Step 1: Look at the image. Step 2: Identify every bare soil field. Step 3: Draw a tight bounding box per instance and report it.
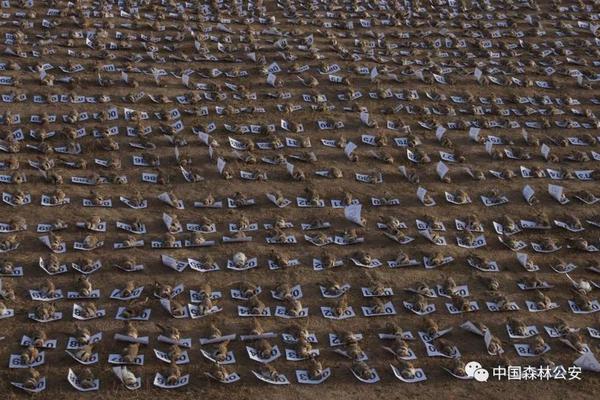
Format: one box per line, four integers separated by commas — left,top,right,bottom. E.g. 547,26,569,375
0,0,598,398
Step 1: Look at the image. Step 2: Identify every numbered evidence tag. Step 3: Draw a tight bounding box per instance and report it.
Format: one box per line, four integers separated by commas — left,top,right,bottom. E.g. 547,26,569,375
40,194,70,206
226,197,256,208
371,197,400,206
153,349,190,365
445,191,471,205
296,197,325,208
20,335,57,349
391,365,427,383
0,264,23,276
158,192,184,209
266,193,291,208
423,255,454,269
266,234,297,244
227,257,258,271
530,241,561,253
574,352,600,372
416,187,435,206
3,192,31,206
228,222,258,233
455,219,484,232
116,221,146,234
587,327,600,340
285,348,319,362
237,305,271,317
349,257,382,268
162,213,183,234
362,287,394,298
159,298,190,318
11,376,46,393
9,352,45,368
506,324,539,339
65,349,99,365
75,221,106,233
525,301,559,312
116,307,151,321
112,366,142,390
199,334,237,346
519,219,552,229
328,332,364,348
73,303,106,320
153,373,190,389
443,367,473,380
403,301,436,316
553,219,585,233
436,284,469,298
295,368,331,384
418,230,447,246
568,300,600,314
522,185,536,205
161,254,188,272
514,343,551,357
456,234,487,249
350,366,380,384
415,219,445,232
355,172,382,184
186,222,217,234
252,370,290,385
492,221,520,236
108,353,144,366
387,258,420,268
486,301,520,312
120,196,147,209
271,285,302,300
38,235,64,253
313,258,344,271
480,194,509,207
498,236,527,251
114,239,145,250
205,371,241,383
268,258,300,270
445,301,479,315
320,306,356,320
274,305,309,319
71,260,102,274
304,234,333,247
194,199,223,209
188,304,222,319
68,369,99,392
361,301,396,317
319,284,350,299
231,286,262,301
548,184,569,205
281,332,318,344
425,342,461,358
66,332,102,350
29,289,63,301
343,203,364,227
418,328,453,343
73,241,104,251
246,345,282,364
113,334,149,346
187,258,219,273
82,198,112,207
67,289,100,299
110,286,144,301
200,349,236,365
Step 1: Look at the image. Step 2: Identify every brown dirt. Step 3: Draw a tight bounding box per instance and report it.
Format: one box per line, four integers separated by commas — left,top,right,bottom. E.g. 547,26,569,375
0,0,599,399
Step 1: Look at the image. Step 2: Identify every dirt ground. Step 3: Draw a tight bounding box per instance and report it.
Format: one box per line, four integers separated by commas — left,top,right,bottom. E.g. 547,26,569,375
0,0,599,398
